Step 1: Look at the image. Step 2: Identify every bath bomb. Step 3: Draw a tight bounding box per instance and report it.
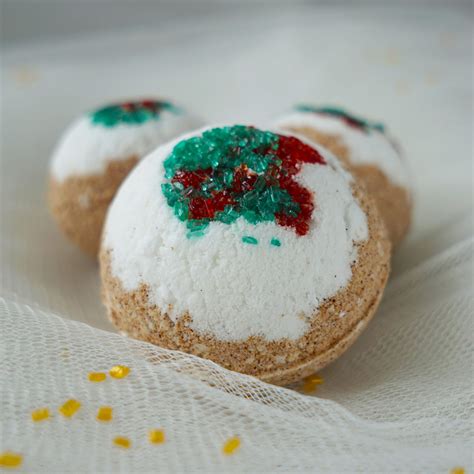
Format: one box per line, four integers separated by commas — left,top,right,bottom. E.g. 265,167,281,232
273,105,412,249
100,124,390,385
49,99,204,256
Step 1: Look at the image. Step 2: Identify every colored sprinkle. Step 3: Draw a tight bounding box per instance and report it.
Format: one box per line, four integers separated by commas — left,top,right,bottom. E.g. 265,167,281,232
304,374,324,385
59,399,81,418
270,237,281,247
0,452,22,468
97,406,113,422
113,436,131,449
242,236,258,245
31,407,50,422
109,365,130,379
450,468,465,474
161,125,326,239
222,436,241,456
88,372,107,382
149,429,166,444
302,374,324,394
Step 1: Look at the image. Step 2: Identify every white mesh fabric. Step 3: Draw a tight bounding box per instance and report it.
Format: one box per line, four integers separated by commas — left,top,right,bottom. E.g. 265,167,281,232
1,234,472,473
1,5,473,472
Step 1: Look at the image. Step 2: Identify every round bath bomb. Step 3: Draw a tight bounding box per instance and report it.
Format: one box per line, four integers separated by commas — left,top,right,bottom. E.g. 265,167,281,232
273,105,412,249
100,124,390,385
49,99,204,256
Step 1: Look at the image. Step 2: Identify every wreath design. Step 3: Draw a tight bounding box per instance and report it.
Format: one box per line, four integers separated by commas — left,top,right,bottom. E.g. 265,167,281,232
295,104,385,133
90,100,178,127
161,125,326,239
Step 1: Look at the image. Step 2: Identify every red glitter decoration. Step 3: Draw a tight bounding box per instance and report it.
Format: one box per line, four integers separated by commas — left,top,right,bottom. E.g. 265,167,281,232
171,133,325,236
273,136,325,235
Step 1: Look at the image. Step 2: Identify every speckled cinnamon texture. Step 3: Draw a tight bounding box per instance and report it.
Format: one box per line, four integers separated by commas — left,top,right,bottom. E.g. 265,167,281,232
288,126,411,249
99,184,390,386
49,156,139,257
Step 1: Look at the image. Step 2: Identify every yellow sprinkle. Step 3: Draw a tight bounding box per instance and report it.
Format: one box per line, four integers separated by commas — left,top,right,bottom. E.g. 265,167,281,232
109,365,130,379
97,406,113,422
31,407,50,422
88,372,107,382
302,381,318,394
59,399,81,418
0,451,22,468
113,436,131,449
149,429,166,444
304,374,324,385
11,66,39,85
222,436,241,456
301,374,324,394
450,468,465,474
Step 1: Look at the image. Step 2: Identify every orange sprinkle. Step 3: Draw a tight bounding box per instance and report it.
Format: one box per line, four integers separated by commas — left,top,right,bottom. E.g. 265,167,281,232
149,429,166,444
88,372,106,382
59,399,81,418
97,406,113,422
113,436,131,449
302,373,324,394
450,468,465,474
31,407,50,422
0,451,22,468
222,436,241,456
109,365,130,379
304,374,324,385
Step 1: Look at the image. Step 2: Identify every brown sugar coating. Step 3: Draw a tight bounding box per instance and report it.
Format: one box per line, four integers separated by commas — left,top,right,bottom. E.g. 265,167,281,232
100,185,390,386
49,156,138,257
287,126,411,249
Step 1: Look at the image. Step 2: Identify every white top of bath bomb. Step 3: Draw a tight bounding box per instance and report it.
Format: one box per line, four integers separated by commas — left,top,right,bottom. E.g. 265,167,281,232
273,108,409,188
103,125,369,342
50,100,204,181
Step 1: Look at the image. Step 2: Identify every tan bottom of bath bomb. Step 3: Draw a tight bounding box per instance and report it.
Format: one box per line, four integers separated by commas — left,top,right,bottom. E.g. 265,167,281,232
49,156,138,257
100,185,390,386
288,126,411,249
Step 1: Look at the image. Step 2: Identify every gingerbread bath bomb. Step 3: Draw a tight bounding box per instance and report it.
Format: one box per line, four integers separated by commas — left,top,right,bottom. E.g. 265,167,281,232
100,125,390,385
274,105,412,249
49,99,204,256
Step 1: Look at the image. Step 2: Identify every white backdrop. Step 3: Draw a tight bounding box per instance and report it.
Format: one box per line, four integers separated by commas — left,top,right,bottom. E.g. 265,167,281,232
1,4,472,473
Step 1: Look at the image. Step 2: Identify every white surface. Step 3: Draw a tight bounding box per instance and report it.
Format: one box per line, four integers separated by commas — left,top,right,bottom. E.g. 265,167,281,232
273,111,409,187
104,126,368,341
51,108,203,181
1,4,472,473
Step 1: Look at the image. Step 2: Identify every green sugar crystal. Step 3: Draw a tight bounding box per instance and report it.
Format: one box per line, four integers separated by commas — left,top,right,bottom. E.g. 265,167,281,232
242,236,258,245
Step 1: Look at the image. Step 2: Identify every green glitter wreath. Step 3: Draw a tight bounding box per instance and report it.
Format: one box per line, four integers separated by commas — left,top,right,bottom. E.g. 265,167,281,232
90,100,179,128
161,125,325,239
295,104,385,133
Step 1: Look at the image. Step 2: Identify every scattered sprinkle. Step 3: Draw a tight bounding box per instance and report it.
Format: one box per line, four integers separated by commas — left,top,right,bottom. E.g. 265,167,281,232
31,407,50,422
242,236,258,245
88,372,107,382
384,48,401,65
11,66,39,85
270,238,281,247
0,452,22,469
302,374,324,394
395,79,410,95
149,429,166,444
222,436,241,456
59,399,81,418
109,365,130,379
113,436,131,449
450,468,465,474
97,406,113,422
